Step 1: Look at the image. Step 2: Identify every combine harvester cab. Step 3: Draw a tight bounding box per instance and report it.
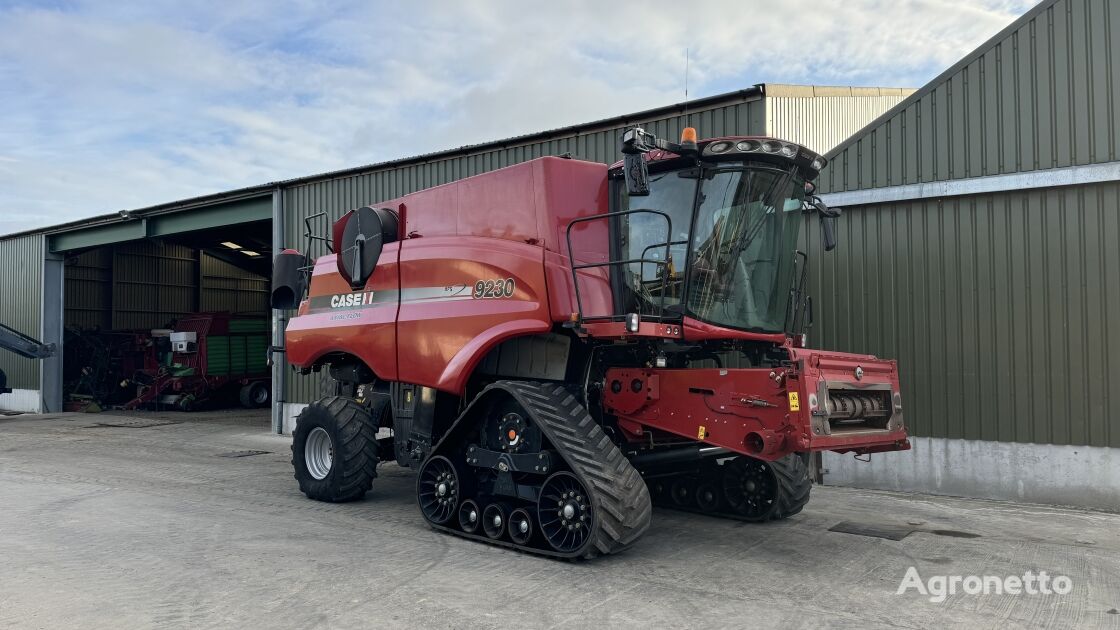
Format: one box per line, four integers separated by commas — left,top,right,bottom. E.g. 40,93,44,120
275,126,909,558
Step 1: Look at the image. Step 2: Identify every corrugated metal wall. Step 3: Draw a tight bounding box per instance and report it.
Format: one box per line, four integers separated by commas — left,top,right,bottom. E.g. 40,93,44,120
765,86,916,154
64,242,269,332
111,242,199,330
282,96,773,403
0,234,44,389
64,248,112,330
806,0,1120,449
803,180,1120,449
820,0,1119,193
200,254,269,314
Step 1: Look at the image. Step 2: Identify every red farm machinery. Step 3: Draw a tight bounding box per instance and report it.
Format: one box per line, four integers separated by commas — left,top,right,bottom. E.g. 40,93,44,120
273,127,910,558
64,312,271,412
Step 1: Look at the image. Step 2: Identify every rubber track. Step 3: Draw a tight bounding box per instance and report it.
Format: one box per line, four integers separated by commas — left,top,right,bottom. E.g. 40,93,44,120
424,381,652,559
293,396,379,502
650,454,811,522
770,454,812,518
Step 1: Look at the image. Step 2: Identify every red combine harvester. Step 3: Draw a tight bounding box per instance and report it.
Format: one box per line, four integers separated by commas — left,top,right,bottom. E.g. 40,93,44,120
273,127,909,558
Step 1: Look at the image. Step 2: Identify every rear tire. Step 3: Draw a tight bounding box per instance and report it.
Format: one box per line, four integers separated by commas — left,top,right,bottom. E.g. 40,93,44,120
291,396,378,502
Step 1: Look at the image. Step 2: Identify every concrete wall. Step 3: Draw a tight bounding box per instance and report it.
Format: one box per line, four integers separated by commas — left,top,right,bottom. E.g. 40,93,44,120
823,438,1120,512
0,389,41,413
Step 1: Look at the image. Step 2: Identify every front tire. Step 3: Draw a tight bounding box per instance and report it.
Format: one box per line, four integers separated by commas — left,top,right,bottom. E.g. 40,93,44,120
291,396,378,502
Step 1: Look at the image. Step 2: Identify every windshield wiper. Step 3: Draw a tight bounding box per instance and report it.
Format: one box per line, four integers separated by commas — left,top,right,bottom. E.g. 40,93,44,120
716,168,795,277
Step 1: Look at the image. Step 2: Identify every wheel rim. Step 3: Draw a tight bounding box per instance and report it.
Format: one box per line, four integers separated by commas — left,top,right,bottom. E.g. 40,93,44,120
458,499,481,534
252,385,269,404
509,508,534,545
721,457,778,520
304,427,333,480
417,456,459,524
538,472,593,553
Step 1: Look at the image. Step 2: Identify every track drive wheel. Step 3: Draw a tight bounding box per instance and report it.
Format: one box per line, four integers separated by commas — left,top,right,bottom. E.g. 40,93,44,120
291,396,378,502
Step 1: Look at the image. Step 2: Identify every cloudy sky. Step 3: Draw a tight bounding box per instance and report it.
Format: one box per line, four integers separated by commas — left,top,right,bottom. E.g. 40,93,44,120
0,0,1036,234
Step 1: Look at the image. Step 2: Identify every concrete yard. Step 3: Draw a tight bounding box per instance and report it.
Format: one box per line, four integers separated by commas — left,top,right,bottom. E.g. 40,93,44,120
0,410,1117,630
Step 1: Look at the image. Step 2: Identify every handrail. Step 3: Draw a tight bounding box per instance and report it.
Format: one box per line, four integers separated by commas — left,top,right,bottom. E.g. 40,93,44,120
565,209,677,324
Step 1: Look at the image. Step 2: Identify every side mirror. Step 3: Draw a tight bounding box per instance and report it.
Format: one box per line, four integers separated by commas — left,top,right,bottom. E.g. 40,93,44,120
820,216,837,252
810,197,841,252
623,152,650,196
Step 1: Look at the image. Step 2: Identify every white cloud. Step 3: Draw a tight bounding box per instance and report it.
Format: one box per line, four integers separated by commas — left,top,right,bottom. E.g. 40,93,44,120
0,0,1036,234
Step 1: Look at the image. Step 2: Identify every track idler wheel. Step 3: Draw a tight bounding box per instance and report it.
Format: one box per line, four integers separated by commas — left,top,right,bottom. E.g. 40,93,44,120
458,499,481,534
508,508,534,545
538,472,593,553
483,503,510,540
417,455,459,525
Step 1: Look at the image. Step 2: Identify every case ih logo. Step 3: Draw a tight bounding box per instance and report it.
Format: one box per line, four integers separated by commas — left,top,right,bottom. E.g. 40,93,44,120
330,291,376,308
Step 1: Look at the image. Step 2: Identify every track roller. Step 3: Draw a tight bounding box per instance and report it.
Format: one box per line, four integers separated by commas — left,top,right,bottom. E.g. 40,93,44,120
670,478,695,507
483,503,510,540
508,508,534,545
458,499,481,534
695,481,721,512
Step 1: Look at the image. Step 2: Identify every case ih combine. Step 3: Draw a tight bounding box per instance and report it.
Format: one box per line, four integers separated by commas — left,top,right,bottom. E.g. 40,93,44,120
273,127,910,558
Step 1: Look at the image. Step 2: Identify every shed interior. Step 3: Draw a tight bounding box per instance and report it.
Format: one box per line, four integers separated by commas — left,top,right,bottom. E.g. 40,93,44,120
59,219,273,413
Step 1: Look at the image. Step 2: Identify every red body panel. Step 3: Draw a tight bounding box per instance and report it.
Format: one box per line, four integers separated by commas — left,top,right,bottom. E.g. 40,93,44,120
286,247,400,381
602,350,909,461
396,236,550,392
284,149,909,459
286,157,612,393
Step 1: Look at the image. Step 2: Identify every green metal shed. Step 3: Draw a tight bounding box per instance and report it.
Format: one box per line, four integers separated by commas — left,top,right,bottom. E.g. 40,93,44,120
813,0,1120,509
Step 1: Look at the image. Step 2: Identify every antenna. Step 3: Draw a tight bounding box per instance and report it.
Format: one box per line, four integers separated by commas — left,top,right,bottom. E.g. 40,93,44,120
684,47,689,102
683,47,691,128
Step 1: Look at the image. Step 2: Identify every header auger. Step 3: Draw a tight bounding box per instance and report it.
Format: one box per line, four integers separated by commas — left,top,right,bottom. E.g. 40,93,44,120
274,126,909,558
